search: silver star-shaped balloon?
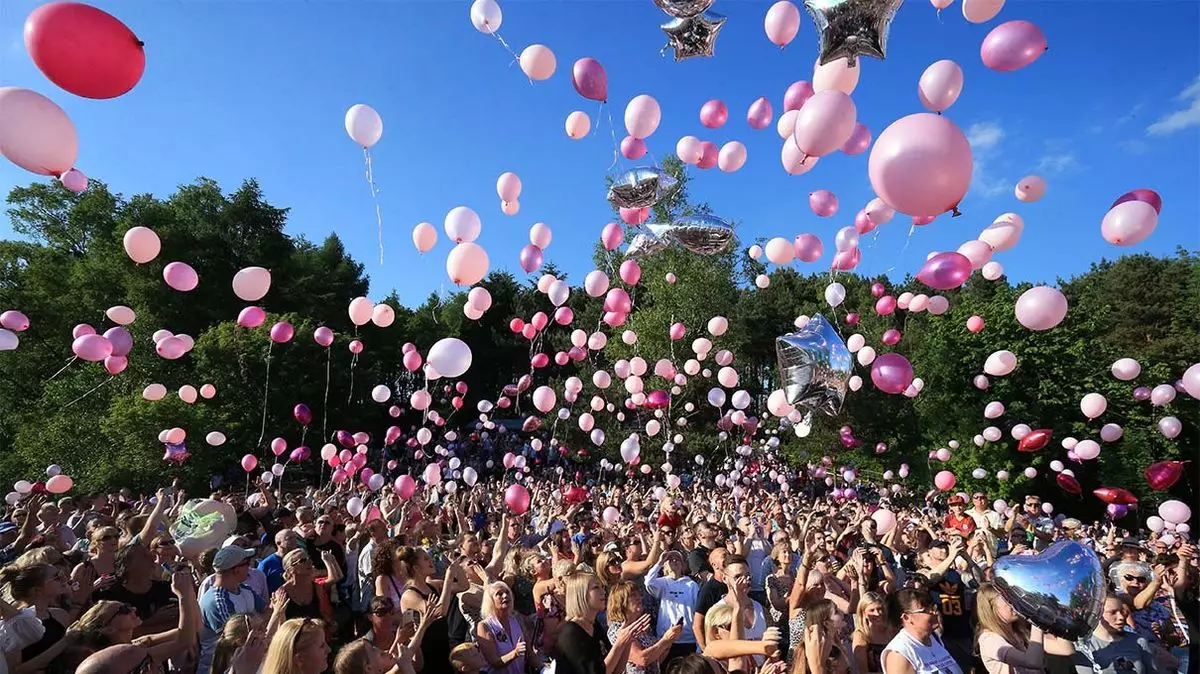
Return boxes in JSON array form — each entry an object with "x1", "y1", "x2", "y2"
[
  {"x1": 775, "y1": 314, "x2": 852, "y2": 417},
  {"x1": 607, "y1": 167, "x2": 679, "y2": 209},
  {"x1": 625, "y1": 231, "x2": 672, "y2": 258},
  {"x1": 649, "y1": 215, "x2": 734, "y2": 255},
  {"x1": 653, "y1": 0, "x2": 715, "y2": 18},
  {"x1": 804, "y1": 0, "x2": 903, "y2": 67},
  {"x1": 660, "y1": 11, "x2": 727, "y2": 61}
]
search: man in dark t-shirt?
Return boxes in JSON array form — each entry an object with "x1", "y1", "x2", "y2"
[
  {"x1": 692, "y1": 547, "x2": 728, "y2": 646},
  {"x1": 930, "y1": 570, "x2": 976, "y2": 673},
  {"x1": 688, "y1": 520, "x2": 721, "y2": 581}
]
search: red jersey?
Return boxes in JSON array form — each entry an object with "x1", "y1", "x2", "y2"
[{"x1": 944, "y1": 513, "x2": 977, "y2": 535}]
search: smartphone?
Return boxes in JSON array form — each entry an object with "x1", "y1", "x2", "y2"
[{"x1": 675, "y1": 616, "x2": 685, "y2": 626}]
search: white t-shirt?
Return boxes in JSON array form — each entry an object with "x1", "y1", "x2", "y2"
[
  {"x1": 715, "y1": 596, "x2": 768, "y2": 663},
  {"x1": 882, "y1": 629, "x2": 963, "y2": 674}
]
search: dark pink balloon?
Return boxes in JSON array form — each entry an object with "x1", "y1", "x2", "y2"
[
  {"x1": 269, "y1": 321, "x2": 294, "y2": 343},
  {"x1": 809, "y1": 189, "x2": 839, "y2": 217},
  {"x1": 620, "y1": 136, "x2": 647, "y2": 160},
  {"x1": 103, "y1": 326, "x2": 133, "y2": 357},
  {"x1": 697, "y1": 141, "x2": 719, "y2": 169},
  {"x1": 881, "y1": 329, "x2": 902, "y2": 346},
  {"x1": 571, "y1": 57, "x2": 607, "y2": 102},
  {"x1": 746, "y1": 96, "x2": 773, "y2": 130},
  {"x1": 875, "y1": 295, "x2": 897, "y2": 315},
  {"x1": 916, "y1": 252, "x2": 973, "y2": 290},
  {"x1": 1111, "y1": 189, "x2": 1162, "y2": 215},
  {"x1": 830, "y1": 247, "x2": 860, "y2": 271},
  {"x1": 980, "y1": 20, "x2": 1047, "y2": 72},
  {"x1": 783, "y1": 80, "x2": 814, "y2": 111},
  {"x1": 519, "y1": 244, "x2": 543, "y2": 273},
  {"x1": 870, "y1": 282, "x2": 886, "y2": 298},
  {"x1": 1133, "y1": 386, "x2": 1151, "y2": 401},
  {"x1": 794, "y1": 234, "x2": 823, "y2": 262},
  {"x1": 700, "y1": 99, "x2": 728, "y2": 129},
  {"x1": 854, "y1": 210, "x2": 877, "y2": 235},
  {"x1": 846, "y1": 312, "x2": 860, "y2": 326},
  {"x1": 870, "y1": 353, "x2": 914, "y2": 394},
  {"x1": 841, "y1": 123, "x2": 871, "y2": 155}
]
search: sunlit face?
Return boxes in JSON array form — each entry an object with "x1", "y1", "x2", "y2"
[
  {"x1": 288, "y1": 555, "x2": 315, "y2": 579},
  {"x1": 107, "y1": 603, "x2": 142, "y2": 634},
  {"x1": 587, "y1": 578, "x2": 607, "y2": 610},
  {"x1": 726, "y1": 563, "x2": 751, "y2": 594},
  {"x1": 625, "y1": 592, "x2": 643, "y2": 619},
  {"x1": 491, "y1": 586, "x2": 512, "y2": 611},
  {"x1": 864, "y1": 602, "x2": 885, "y2": 623},
  {"x1": 993, "y1": 593, "x2": 1015, "y2": 623},
  {"x1": 1100, "y1": 598, "x2": 1129, "y2": 633},
  {"x1": 1120, "y1": 569, "x2": 1149, "y2": 594},
  {"x1": 902, "y1": 604, "x2": 940, "y2": 634},
  {"x1": 295, "y1": 628, "x2": 330, "y2": 671}
]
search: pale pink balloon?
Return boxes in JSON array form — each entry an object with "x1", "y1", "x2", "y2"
[
  {"x1": 812, "y1": 57, "x2": 860, "y2": 94},
  {"x1": 565, "y1": 111, "x2": 590, "y2": 139},
  {"x1": 931, "y1": 0, "x2": 953, "y2": 9},
  {"x1": 501, "y1": 200, "x2": 519, "y2": 215},
  {"x1": 794, "y1": 90, "x2": 857, "y2": 158},
  {"x1": 179, "y1": 385, "x2": 198, "y2": 404},
  {"x1": 841, "y1": 123, "x2": 871, "y2": 155},
  {"x1": 1015, "y1": 286, "x2": 1068, "y2": 331},
  {"x1": 764, "y1": 0, "x2": 801, "y2": 46},
  {"x1": 981, "y1": 20, "x2": 1047, "y2": 72},
  {"x1": 163, "y1": 262, "x2": 199, "y2": 292},
  {"x1": 123, "y1": 226, "x2": 161, "y2": 264},
  {"x1": 783, "y1": 80, "x2": 814, "y2": 111},
  {"x1": 1101, "y1": 201, "x2": 1158, "y2": 247},
  {"x1": 765, "y1": 237, "x2": 795, "y2": 265},
  {"x1": 412, "y1": 222, "x2": 437, "y2": 252},
  {"x1": 232, "y1": 266, "x2": 271, "y2": 302},
  {"x1": 676, "y1": 135, "x2": 702, "y2": 164},
  {"x1": 624, "y1": 95, "x2": 661, "y2": 139},
  {"x1": 72, "y1": 323, "x2": 96, "y2": 339},
  {"x1": 917, "y1": 60, "x2": 964, "y2": 113},
  {"x1": 156, "y1": 336, "x2": 186, "y2": 360},
  {"x1": 1080, "y1": 393, "x2": 1107, "y2": 419},
  {"x1": 794, "y1": 234, "x2": 823, "y2": 262},
  {"x1": 496, "y1": 172, "x2": 522, "y2": 202},
  {"x1": 781, "y1": 141, "x2": 819, "y2": 175},
  {"x1": 776, "y1": 109, "x2": 799, "y2": 140},
  {"x1": 979, "y1": 215, "x2": 1023, "y2": 251},
  {"x1": 585, "y1": 270, "x2": 609, "y2": 297},
  {"x1": 866, "y1": 197, "x2": 895, "y2": 226},
  {"x1": 809, "y1": 190, "x2": 839, "y2": 217},
  {"x1": 699, "y1": 99, "x2": 728, "y2": 129},
  {"x1": 962, "y1": 0, "x2": 1005, "y2": 23},
  {"x1": 620, "y1": 207, "x2": 648, "y2": 225},
  {"x1": 518, "y1": 44, "x2": 556, "y2": 80},
  {"x1": 238, "y1": 306, "x2": 266, "y2": 328},
  {"x1": 621, "y1": 136, "x2": 647, "y2": 160},
  {"x1": 967, "y1": 315, "x2": 985, "y2": 333},
  {"x1": 717, "y1": 142, "x2": 747, "y2": 172},
  {"x1": 831, "y1": 247, "x2": 861, "y2": 271},
  {"x1": 446, "y1": 242, "x2": 489, "y2": 285},
  {"x1": 0, "y1": 87, "x2": 79, "y2": 177},
  {"x1": 349, "y1": 339, "x2": 364, "y2": 354},
  {"x1": 619, "y1": 259, "x2": 641, "y2": 284},
  {"x1": 529, "y1": 222, "x2": 552, "y2": 249},
  {"x1": 868, "y1": 113, "x2": 973, "y2": 217},
  {"x1": 747, "y1": 97, "x2": 773, "y2": 130},
  {"x1": 1183, "y1": 363, "x2": 1200, "y2": 400},
  {"x1": 200, "y1": 383, "x2": 217, "y2": 399},
  {"x1": 957, "y1": 240, "x2": 994, "y2": 270},
  {"x1": 61, "y1": 168, "x2": 88, "y2": 193},
  {"x1": 1015, "y1": 175, "x2": 1045, "y2": 202}
]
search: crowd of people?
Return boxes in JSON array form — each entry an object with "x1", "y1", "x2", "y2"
[{"x1": 0, "y1": 470, "x2": 1193, "y2": 674}]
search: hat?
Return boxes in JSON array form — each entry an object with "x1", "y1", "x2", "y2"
[
  {"x1": 213, "y1": 546, "x2": 256, "y2": 571},
  {"x1": 603, "y1": 542, "x2": 620, "y2": 553},
  {"x1": 222, "y1": 535, "x2": 252, "y2": 548},
  {"x1": 947, "y1": 495, "x2": 966, "y2": 506},
  {"x1": 1062, "y1": 518, "x2": 1082, "y2": 530},
  {"x1": 1118, "y1": 537, "x2": 1148, "y2": 551},
  {"x1": 0, "y1": 522, "x2": 16, "y2": 535}
]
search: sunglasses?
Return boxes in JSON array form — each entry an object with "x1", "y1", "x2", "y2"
[
  {"x1": 155, "y1": 540, "x2": 176, "y2": 548},
  {"x1": 1123, "y1": 574, "x2": 1147, "y2": 582},
  {"x1": 905, "y1": 608, "x2": 940, "y2": 616}
]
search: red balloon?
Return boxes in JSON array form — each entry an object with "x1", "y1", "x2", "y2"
[
  {"x1": 1092, "y1": 486, "x2": 1138, "y2": 505},
  {"x1": 1056, "y1": 473, "x2": 1081, "y2": 495},
  {"x1": 1016, "y1": 428, "x2": 1052, "y2": 452},
  {"x1": 1144, "y1": 460, "x2": 1186, "y2": 491},
  {"x1": 25, "y1": 3, "x2": 146, "y2": 99}
]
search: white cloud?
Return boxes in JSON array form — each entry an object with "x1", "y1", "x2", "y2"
[
  {"x1": 1147, "y1": 76, "x2": 1200, "y2": 135},
  {"x1": 1118, "y1": 139, "x2": 1150, "y2": 155},
  {"x1": 1036, "y1": 152, "x2": 1079, "y2": 175},
  {"x1": 967, "y1": 122, "x2": 1008, "y2": 198}
]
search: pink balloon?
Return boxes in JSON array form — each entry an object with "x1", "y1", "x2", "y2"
[
  {"x1": 841, "y1": 123, "x2": 872, "y2": 155},
  {"x1": 917, "y1": 60, "x2": 964, "y2": 113},
  {"x1": 619, "y1": 259, "x2": 641, "y2": 285},
  {"x1": 237, "y1": 306, "x2": 266, "y2": 328},
  {"x1": 519, "y1": 244, "x2": 544, "y2": 273},
  {"x1": 601, "y1": 223, "x2": 625, "y2": 250},
  {"x1": 155, "y1": 336, "x2": 186, "y2": 360},
  {"x1": 697, "y1": 141, "x2": 719, "y2": 169},
  {"x1": 518, "y1": 44, "x2": 556, "y2": 80},
  {"x1": 1015, "y1": 175, "x2": 1046, "y2": 202},
  {"x1": 934, "y1": 470, "x2": 957, "y2": 491},
  {"x1": 669, "y1": 322, "x2": 686, "y2": 341},
  {"x1": 1101, "y1": 201, "x2": 1158, "y2": 247},
  {"x1": 103, "y1": 327, "x2": 132, "y2": 356},
  {"x1": 967, "y1": 316, "x2": 985, "y2": 333},
  {"x1": 504, "y1": 483, "x2": 531, "y2": 514},
  {"x1": 531, "y1": 352, "x2": 549, "y2": 369},
  {"x1": 162, "y1": 262, "x2": 199, "y2": 292},
  {"x1": 103, "y1": 355, "x2": 127, "y2": 375},
  {"x1": 781, "y1": 141, "x2": 819, "y2": 175},
  {"x1": 554, "y1": 306, "x2": 574, "y2": 325},
  {"x1": 881, "y1": 329, "x2": 901, "y2": 346},
  {"x1": 269, "y1": 322, "x2": 294, "y2": 344},
  {"x1": 620, "y1": 136, "x2": 647, "y2": 160},
  {"x1": 241, "y1": 454, "x2": 258, "y2": 472},
  {"x1": 496, "y1": 172, "x2": 521, "y2": 202},
  {"x1": 624, "y1": 94, "x2": 661, "y2": 139},
  {"x1": 783, "y1": 80, "x2": 814, "y2": 111},
  {"x1": 619, "y1": 207, "x2": 648, "y2": 226},
  {"x1": 446, "y1": 242, "x2": 489, "y2": 285},
  {"x1": 793, "y1": 90, "x2": 857, "y2": 159},
  {"x1": 764, "y1": 0, "x2": 801, "y2": 46},
  {"x1": 1111, "y1": 189, "x2": 1162, "y2": 215},
  {"x1": 531, "y1": 311, "x2": 549, "y2": 330},
  {"x1": 676, "y1": 135, "x2": 702, "y2": 164},
  {"x1": 0, "y1": 310, "x2": 29, "y2": 331},
  {"x1": 794, "y1": 234, "x2": 824, "y2": 262},
  {"x1": 870, "y1": 282, "x2": 886, "y2": 298},
  {"x1": 500, "y1": 200, "x2": 519, "y2": 216},
  {"x1": 981, "y1": 20, "x2": 1047, "y2": 72},
  {"x1": 565, "y1": 111, "x2": 590, "y2": 139},
  {"x1": 830, "y1": 247, "x2": 861, "y2": 271},
  {"x1": 957, "y1": 240, "x2": 994, "y2": 270},
  {"x1": 402, "y1": 350, "x2": 422, "y2": 372},
  {"x1": 571, "y1": 57, "x2": 608, "y2": 102},
  {"x1": 700, "y1": 99, "x2": 728, "y2": 129},
  {"x1": 809, "y1": 190, "x2": 839, "y2": 217},
  {"x1": 917, "y1": 252, "x2": 973, "y2": 290},
  {"x1": 813, "y1": 57, "x2": 860, "y2": 94},
  {"x1": 871, "y1": 353, "x2": 914, "y2": 394},
  {"x1": 854, "y1": 210, "x2": 877, "y2": 235},
  {"x1": 746, "y1": 97, "x2": 773, "y2": 130},
  {"x1": 1014, "y1": 286, "x2": 1069, "y2": 331},
  {"x1": 869, "y1": 113, "x2": 973, "y2": 217},
  {"x1": 72, "y1": 334, "x2": 112, "y2": 362},
  {"x1": 0, "y1": 87, "x2": 79, "y2": 177},
  {"x1": 72, "y1": 323, "x2": 96, "y2": 339},
  {"x1": 122, "y1": 226, "x2": 160, "y2": 264},
  {"x1": 61, "y1": 168, "x2": 88, "y2": 193},
  {"x1": 313, "y1": 326, "x2": 334, "y2": 347},
  {"x1": 717, "y1": 142, "x2": 747, "y2": 172}
]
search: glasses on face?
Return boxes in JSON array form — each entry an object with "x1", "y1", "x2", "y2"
[
  {"x1": 905, "y1": 608, "x2": 940, "y2": 617},
  {"x1": 1123, "y1": 574, "x2": 1147, "y2": 583},
  {"x1": 973, "y1": 496, "x2": 986, "y2": 501},
  {"x1": 155, "y1": 540, "x2": 175, "y2": 548}
]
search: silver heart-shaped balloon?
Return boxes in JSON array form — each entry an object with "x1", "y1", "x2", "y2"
[
  {"x1": 607, "y1": 167, "x2": 679, "y2": 209},
  {"x1": 775, "y1": 314, "x2": 851, "y2": 417},
  {"x1": 993, "y1": 540, "x2": 1105, "y2": 640},
  {"x1": 649, "y1": 215, "x2": 734, "y2": 255}
]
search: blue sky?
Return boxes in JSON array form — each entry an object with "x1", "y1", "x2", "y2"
[{"x1": 1, "y1": 0, "x2": 1197, "y2": 307}]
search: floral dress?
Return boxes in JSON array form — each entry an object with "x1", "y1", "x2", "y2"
[{"x1": 608, "y1": 621, "x2": 660, "y2": 674}]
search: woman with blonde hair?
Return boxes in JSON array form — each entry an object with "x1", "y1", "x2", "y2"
[
  {"x1": 277, "y1": 550, "x2": 335, "y2": 630},
  {"x1": 607, "y1": 580, "x2": 682, "y2": 674},
  {"x1": 554, "y1": 573, "x2": 650, "y2": 674},
  {"x1": 476, "y1": 581, "x2": 531, "y2": 673},
  {"x1": 69, "y1": 526, "x2": 120, "y2": 606},
  {"x1": 974, "y1": 583, "x2": 1044, "y2": 674},
  {"x1": 852, "y1": 592, "x2": 895, "y2": 674},
  {"x1": 261, "y1": 618, "x2": 330, "y2": 674},
  {"x1": 332, "y1": 638, "x2": 415, "y2": 674}
]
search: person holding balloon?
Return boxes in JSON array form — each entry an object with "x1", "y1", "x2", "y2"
[{"x1": 974, "y1": 582, "x2": 1045, "y2": 674}]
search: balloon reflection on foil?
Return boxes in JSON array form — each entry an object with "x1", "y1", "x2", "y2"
[
  {"x1": 804, "y1": 0, "x2": 903, "y2": 67},
  {"x1": 993, "y1": 540, "x2": 1105, "y2": 640},
  {"x1": 661, "y1": 11, "x2": 727, "y2": 61},
  {"x1": 626, "y1": 231, "x2": 672, "y2": 258},
  {"x1": 649, "y1": 215, "x2": 734, "y2": 255},
  {"x1": 607, "y1": 167, "x2": 680, "y2": 209},
  {"x1": 653, "y1": 0, "x2": 715, "y2": 17},
  {"x1": 775, "y1": 314, "x2": 852, "y2": 417}
]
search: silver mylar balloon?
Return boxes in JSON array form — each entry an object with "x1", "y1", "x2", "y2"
[
  {"x1": 775, "y1": 314, "x2": 851, "y2": 417},
  {"x1": 649, "y1": 215, "x2": 734, "y2": 255},
  {"x1": 993, "y1": 540, "x2": 1105, "y2": 640},
  {"x1": 607, "y1": 167, "x2": 679, "y2": 209},
  {"x1": 653, "y1": 0, "x2": 715, "y2": 18},
  {"x1": 804, "y1": 0, "x2": 903, "y2": 67},
  {"x1": 661, "y1": 11, "x2": 727, "y2": 61},
  {"x1": 625, "y1": 231, "x2": 672, "y2": 258}
]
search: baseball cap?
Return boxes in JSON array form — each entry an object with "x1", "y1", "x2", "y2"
[
  {"x1": 213, "y1": 546, "x2": 256, "y2": 571},
  {"x1": 947, "y1": 495, "x2": 966, "y2": 506},
  {"x1": 222, "y1": 535, "x2": 252, "y2": 548},
  {"x1": 603, "y1": 542, "x2": 620, "y2": 553}
]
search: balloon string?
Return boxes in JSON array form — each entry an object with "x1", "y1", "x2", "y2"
[
  {"x1": 62, "y1": 375, "x2": 114, "y2": 409},
  {"x1": 489, "y1": 28, "x2": 522, "y2": 66},
  {"x1": 347, "y1": 352, "x2": 358, "y2": 404},
  {"x1": 881, "y1": 223, "x2": 918, "y2": 277},
  {"x1": 321, "y1": 347, "x2": 331, "y2": 443},
  {"x1": 363, "y1": 148, "x2": 384, "y2": 265},
  {"x1": 45, "y1": 356, "x2": 78, "y2": 383},
  {"x1": 605, "y1": 104, "x2": 621, "y2": 173},
  {"x1": 256, "y1": 341, "x2": 275, "y2": 450}
]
